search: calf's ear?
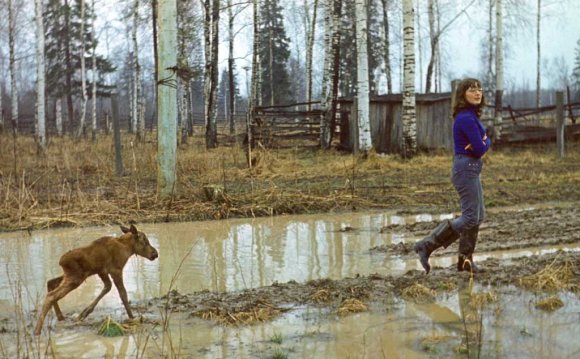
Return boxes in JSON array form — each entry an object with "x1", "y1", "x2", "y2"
[
  {"x1": 130, "y1": 224, "x2": 138, "y2": 234},
  {"x1": 120, "y1": 225, "x2": 130, "y2": 233}
]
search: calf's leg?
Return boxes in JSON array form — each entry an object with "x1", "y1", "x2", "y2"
[
  {"x1": 34, "y1": 276, "x2": 83, "y2": 335},
  {"x1": 111, "y1": 271, "x2": 134, "y2": 319},
  {"x1": 79, "y1": 273, "x2": 112, "y2": 320},
  {"x1": 47, "y1": 276, "x2": 65, "y2": 320}
]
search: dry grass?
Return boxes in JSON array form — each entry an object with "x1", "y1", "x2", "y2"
[
  {"x1": 1, "y1": 133, "x2": 579, "y2": 231},
  {"x1": 337, "y1": 298, "x2": 368, "y2": 316},
  {"x1": 519, "y1": 257, "x2": 577, "y2": 292},
  {"x1": 193, "y1": 300, "x2": 283, "y2": 326},
  {"x1": 401, "y1": 283, "x2": 437, "y2": 302},
  {"x1": 535, "y1": 296, "x2": 564, "y2": 312},
  {"x1": 468, "y1": 291, "x2": 498, "y2": 308},
  {"x1": 310, "y1": 289, "x2": 332, "y2": 304}
]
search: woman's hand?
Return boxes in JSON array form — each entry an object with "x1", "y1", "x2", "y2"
[{"x1": 465, "y1": 135, "x2": 488, "y2": 151}]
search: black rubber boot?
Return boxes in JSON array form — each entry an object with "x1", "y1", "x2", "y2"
[
  {"x1": 457, "y1": 226, "x2": 485, "y2": 273},
  {"x1": 414, "y1": 220, "x2": 459, "y2": 274}
]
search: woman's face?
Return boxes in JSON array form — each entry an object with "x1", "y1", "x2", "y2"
[{"x1": 464, "y1": 85, "x2": 483, "y2": 105}]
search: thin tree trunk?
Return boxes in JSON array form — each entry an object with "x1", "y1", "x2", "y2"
[
  {"x1": 402, "y1": 0, "x2": 417, "y2": 157},
  {"x1": 536, "y1": 0, "x2": 541, "y2": 109},
  {"x1": 64, "y1": 0, "x2": 74, "y2": 134},
  {"x1": 495, "y1": 0, "x2": 503, "y2": 140},
  {"x1": 36, "y1": 0, "x2": 47, "y2": 150},
  {"x1": 0, "y1": 70, "x2": 3, "y2": 133},
  {"x1": 133, "y1": 0, "x2": 144, "y2": 140},
  {"x1": 227, "y1": 0, "x2": 236, "y2": 135},
  {"x1": 355, "y1": 0, "x2": 371, "y2": 153},
  {"x1": 486, "y1": 0, "x2": 494, "y2": 102},
  {"x1": 56, "y1": 98, "x2": 63, "y2": 136},
  {"x1": 9, "y1": 0, "x2": 18, "y2": 134},
  {"x1": 91, "y1": 0, "x2": 97, "y2": 140},
  {"x1": 381, "y1": 0, "x2": 392, "y2": 94},
  {"x1": 320, "y1": 0, "x2": 341, "y2": 149},
  {"x1": 157, "y1": 0, "x2": 178, "y2": 197},
  {"x1": 415, "y1": 0, "x2": 423, "y2": 93},
  {"x1": 425, "y1": 0, "x2": 436, "y2": 94},
  {"x1": 246, "y1": 0, "x2": 261, "y2": 167},
  {"x1": 152, "y1": 0, "x2": 159, "y2": 126},
  {"x1": 306, "y1": 0, "x2": 319, "y2": 110},
  {"x1": 204, "y1": 0, "x2": 219, "y2": 149},
  {"x1": 78, "y1": 0, "x2": 87, "y2": 138}
]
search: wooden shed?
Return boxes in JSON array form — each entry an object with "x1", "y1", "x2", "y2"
[{"x1": 337, "y1": 93, "x2": 453, "y2": 153}]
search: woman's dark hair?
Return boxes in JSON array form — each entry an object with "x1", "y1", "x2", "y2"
[{"x1": 452, "y1": 78, "x2": 485, "y2": 118}]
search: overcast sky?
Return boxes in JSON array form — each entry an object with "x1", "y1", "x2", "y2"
[{"x1": 89, "y1": 0, "x2": 580, "y2": 95}]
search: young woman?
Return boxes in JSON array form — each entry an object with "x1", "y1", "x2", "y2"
[{"x1": 414, "y1": 78, "x2": 491, "y2": 274}]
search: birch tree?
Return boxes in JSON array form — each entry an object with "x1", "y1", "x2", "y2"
[
  {"x1": 90, "y1": 0, "x2": 97, "y2": 140},
  {"x1": 305, "y1": 0, "x2": 319, "y2": 109},
  {"x1": 402, "y1": 0, "x2": 417, "y2": 157},
  {"x1": 535, "y1": 0, "x2": 541, "y2": 108},
  {"x1": 157, "y1": 0, "x2": 178, "y2": 197},
  {"x1": 320, "y1": 0, "x2": 342, "y2": 149},
  {"x1": 381, "y1": 0, "x2": 392, "y2": 94},
  {"x1": 495, "y1": 0, "x2": 503, "y2": 140},
  {"x1": 355, "y1": 0, "x2": 371, "y2": 153},
  {"x1": 9, "y1": 0, "x2": 18, "y2": 133},
  {"x1": 246, "y1": 0, "x2": 261, "y2": 167},
  {"x1": 78, "y1": 0, "x2": 88, "y2": 137},
  {"x1": 204, "y1": 0, "x2": 219, "y2": 148},
  {"x1": 36, "y1": 0, "x2": 47, "y2": 150}
]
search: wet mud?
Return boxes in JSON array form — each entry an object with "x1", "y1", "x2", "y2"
[
  {"x1": 140, "y1": 205, "x2": 579, "y2": 327},
  {"x1": 372, "y1": 206, "x2": 579, "y2": 256}
]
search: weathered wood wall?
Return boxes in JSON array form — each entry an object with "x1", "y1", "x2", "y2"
[{"x1": 338, "y1": 93, "x2": 453, "y2": 153}]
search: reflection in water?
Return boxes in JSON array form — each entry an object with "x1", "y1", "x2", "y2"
[{"x1": 0, "y1": 210, "x2": 579, "y2": 357}]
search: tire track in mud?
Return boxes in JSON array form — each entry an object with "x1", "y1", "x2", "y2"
[{"x1": 371, "y1": 205, "x2": 580, "y2": 256}]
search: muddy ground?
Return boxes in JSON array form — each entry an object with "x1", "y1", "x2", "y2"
[{"x1": 139, "y1": 206, "x2": 578, "y2": 325}]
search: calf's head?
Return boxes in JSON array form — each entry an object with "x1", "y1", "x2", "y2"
[{"x1": 121, "y1": 224, "x2": 159, "y2": 261}]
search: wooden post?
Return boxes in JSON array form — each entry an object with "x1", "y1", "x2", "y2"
[
  {"x1": 556, "y1": 91, "x2": 565, "y2": 158},
  {"x1": 111, "y1": 92, "x2": 124, "y2": 176},
  {"x1": 350, "y1": 97, "x2": 359, "y2": 153}
]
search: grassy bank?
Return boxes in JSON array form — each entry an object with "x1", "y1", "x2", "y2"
[{"x1": 0, "y1": 132, "x2": 578, "y2": 231}]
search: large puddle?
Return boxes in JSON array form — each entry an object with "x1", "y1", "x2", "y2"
[{"x1": 1, "y1": 209, "x2": 579, "y2": 357}]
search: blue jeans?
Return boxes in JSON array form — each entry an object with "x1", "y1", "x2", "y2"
[{"x1": 450, "y1": 154, "x2": 485, "y2": 233}]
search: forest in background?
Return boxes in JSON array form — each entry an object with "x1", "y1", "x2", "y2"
[{"x1": 0, "y1": 0, "x2": 579, "y2": 195}]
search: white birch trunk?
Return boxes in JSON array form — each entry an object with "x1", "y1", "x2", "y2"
[
  {"x1": 495, "y1": 0, "x2": 503, "y2": 140},
  {"x1": 9, "y1": 0, "x2": 18, "y2": 134},
  {"x1": 306, "y1": 0, "x2": 319, "y2": 109},
  {"x1": 381, "y1": 0, "x2": 392, "y2": 94},
  {"x1": 536, "y1": 0, "x2": 541, "y2": 109},
  {"x1": 35, "y1": 0, "x2": 47, "y2": 150},
  {"x1": 227, "y1": 0, "x2": 235, "y2": 135},
  {"x1": 402, "y1": 0, "x2": 417, "y2": 157},
  {"x1": 78, "y1": 0, "x2": 87, "y2": 137},
  {"x1": 56, "y1": 99, "x2": 63, "y2": 136},
  {"x1": 204, "y1": 0, "x2": 219, "y2": 148},
  {"x1": 91, "y1": 0, "x2": 97, "y2": 140},
  {"x1": 320, "y1": 0, "x2": 332, "y2": 107},
  {"x1": 157, "y1": 0, "x2": 178, "y2": 197},
  {"x1": 355, "y1": 0, "x2": 371, "y2": 153}
]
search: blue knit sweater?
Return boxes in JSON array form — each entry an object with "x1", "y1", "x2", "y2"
[{"x1": 453, "y1": 107, "x2": 491, "y2": 158}]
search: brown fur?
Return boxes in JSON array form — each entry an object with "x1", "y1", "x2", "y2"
[{"x1": 34, "y1": 224, "x2": 158, "y2": 335}]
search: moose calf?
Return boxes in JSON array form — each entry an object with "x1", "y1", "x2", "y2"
[{"x1": 34, "y1": 224, "x2": 158, "y2": 335}]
